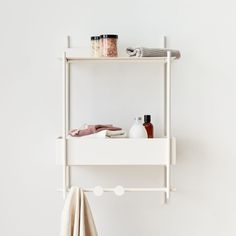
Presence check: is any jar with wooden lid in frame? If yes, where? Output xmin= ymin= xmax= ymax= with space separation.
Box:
xmin=100 ymin=34 xmax=118 ymax=57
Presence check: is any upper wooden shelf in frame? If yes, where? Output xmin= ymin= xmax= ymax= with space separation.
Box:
xmin=63 ymin=48 xmax=178 ymax=63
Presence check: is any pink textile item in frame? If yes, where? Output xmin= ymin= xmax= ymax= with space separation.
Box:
xmin=69 ymin=124 xmax=122 ymax=137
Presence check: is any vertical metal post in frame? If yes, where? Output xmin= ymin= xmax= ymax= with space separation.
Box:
xmin=162 ymin=36 xmax=167 ymax=136
xmin=162 ymin=36 xmax=169 ymax=204
xmin=66 ymin=36 xmax=71 ymax=191
xmin=62 ymin=36 xmax=71 ymax=199
xmin=62 ymin=52 xmax=68 ymax=199
xmin=67 ymin=35 xmax=71 ymax=48
xmin=166 ymin=52 xmax=171 ymax=138
xmin=165 ymin=51 xmax=171 ymax=201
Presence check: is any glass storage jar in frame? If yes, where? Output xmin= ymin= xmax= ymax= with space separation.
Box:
xmin=91 ymin=36 xmax=100 ymax=57
xmin=100 ymin=34 xmax=118 ymax=57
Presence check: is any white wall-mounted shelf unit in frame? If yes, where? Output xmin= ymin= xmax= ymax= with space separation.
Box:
xmin=57 ymin=36 xmax=179 ymax=203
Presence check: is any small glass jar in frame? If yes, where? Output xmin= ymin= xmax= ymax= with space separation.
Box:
xmin=91 ymin=36 xmax=100 ymax=57
xmin=100 ymin=34 xmax=118 ymax=57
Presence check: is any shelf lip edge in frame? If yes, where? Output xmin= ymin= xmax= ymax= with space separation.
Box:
xmin=61 ymin=136 xmax=174 ymax=140
xmin=66 ymin=164 xmax=168 ymax=166
xmin=65 ymin=56 xmax=177 ymax=62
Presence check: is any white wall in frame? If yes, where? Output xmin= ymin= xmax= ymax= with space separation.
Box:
xmin=0 ymin=0 xmax=236 ymax=235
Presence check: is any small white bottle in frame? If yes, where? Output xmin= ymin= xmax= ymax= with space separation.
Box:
xmin=129 ymin=117 xmax=148 ymax=138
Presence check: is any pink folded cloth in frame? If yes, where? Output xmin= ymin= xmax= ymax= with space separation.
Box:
xmin=69 ymin=124 xmax=122 ymax=137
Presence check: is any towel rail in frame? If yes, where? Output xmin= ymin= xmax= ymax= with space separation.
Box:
xmin=57 ymin=187 xmax=176 ymax=193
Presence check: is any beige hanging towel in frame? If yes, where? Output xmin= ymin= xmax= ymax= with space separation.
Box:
xmin=60 ymin=187 xmax=98 ymax=236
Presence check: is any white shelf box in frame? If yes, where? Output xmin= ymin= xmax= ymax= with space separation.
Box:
xmin=56 ymin=137 xmax=176 ymax=166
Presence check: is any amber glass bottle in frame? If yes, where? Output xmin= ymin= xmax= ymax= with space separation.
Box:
xmin=143 ymin=115 xmax=154 ymax=138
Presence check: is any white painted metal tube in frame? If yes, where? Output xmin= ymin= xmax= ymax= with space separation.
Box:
xmin=62 ymin=52 xmax=67 ymax=199
xmin=161 ymin=35 xmax=167 ymax=49
xmin=85 ymin=187 xmax=168 ymax=192
xmin=166 ymin=51 xmax=171 ymax=138
xmin=166 ymin=165 xmax=170 ymax=200
xmin=166 ymin=51 xmax=172 ymax=201
xmin=66 ymin=36 xmax=70 ymax=133
xmin=62 ymin=52 xmax=67 ymax=138
xmin=66 ymin=36 xmax=71 ymax=191
xmin=57 ymin=187 xmax=176 ymax=193
xmin=67 ymin=35 xmax=71 ymax=48
xmin=162 ymin=36 xmax=167 ymax=137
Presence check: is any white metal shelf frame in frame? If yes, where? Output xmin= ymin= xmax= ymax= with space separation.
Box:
xmin=60 ymin=36 xmax=176 ymax=203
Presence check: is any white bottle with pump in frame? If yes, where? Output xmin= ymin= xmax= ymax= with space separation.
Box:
xmin=129 ymin=117 xmax=148 ymax=138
